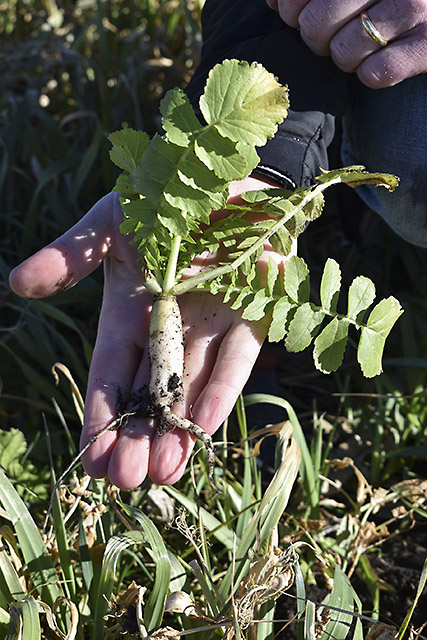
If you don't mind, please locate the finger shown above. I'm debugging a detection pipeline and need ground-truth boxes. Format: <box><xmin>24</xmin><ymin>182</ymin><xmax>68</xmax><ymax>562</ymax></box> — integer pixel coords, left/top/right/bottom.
<box><xmin>190</xmin><ymin>318</ymin><xmax>266</xmax><ymax>432</ymax></box>
<box><xmin>330</xmin><ymin>1</ymin><xmax>427</xmax><ymax>74</ymax></box>
<box><xmin>274</xmin><ymin>0</ymin><xmax>310</xmax><ymax>28</ymax></box>
<box><xmin>80</xmin><ymin>265</ymin><xmax>151</xmax><ymax>481</ymax></box>
<box><xmin>9</xmin><ymin>192</ymin><xmax>121</xmax><ymax>299</ymax></box>
<box><xmin>297</xmin><ymin>0</ymin><xmax>374</xmax><ymax>55</ymax></box>
<box><xmin>357</xmin><ymin>24</ymin><xmax>427</xmax><ymax>87</ymax></box>
<box><xmin>106</xmin><ymin>347</ymin><xmax>154</xmax><ymax>490</ymax></box>
<box><xmin>266</xmin><ymin>0</ymin><xmax>278</xmax><ymax>10</ymax></box>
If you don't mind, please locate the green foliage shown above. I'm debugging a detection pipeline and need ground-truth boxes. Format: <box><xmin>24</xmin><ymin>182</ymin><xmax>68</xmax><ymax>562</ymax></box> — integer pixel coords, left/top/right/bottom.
<box><xmin>0</xmin><ymin>429</ymin><xmax>49</xmax><ymax>500</ymax></box>
<box><xmin>110</xmin><ymin>59</ymin><xmax>289</xmax><ymax>276</ymax></box>
<box><xmin>109</xmin><ymin>58</ymin><xmax>401</xmax><ymax>378</ymax></box>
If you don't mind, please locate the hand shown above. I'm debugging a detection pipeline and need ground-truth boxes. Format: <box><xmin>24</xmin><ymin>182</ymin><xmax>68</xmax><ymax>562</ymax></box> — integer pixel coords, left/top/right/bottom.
<box><xmin>266</xmin><ymin>0</ymin><xmax>427</xmax><ymax>88</ymax></box>
<box><xmin>9</xmin><ymin>177</ymin><xmax>286</xmax><ymax>490</ymax></box>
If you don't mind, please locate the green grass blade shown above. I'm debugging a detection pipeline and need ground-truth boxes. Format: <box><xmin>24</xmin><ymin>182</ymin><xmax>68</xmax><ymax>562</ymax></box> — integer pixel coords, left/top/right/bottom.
<box><xmin>245</xmin><ymin>393</ymin><xmax>319</xmax><ymax>515</ymax></box>
<box><xmin>92</xmin><ymin>532</ymin><xmax>137</xmax><ymax>640</ymax></box>
<box><xmin>21</xmin><ymin>597</ymin><xmax>41</xmax><ymax>640</ymax></box>
<box><xmin>320</xmin><ymin>565</ymin><xmax>354</xmax><ymax>640</ymax></box>
<box><xmin>396</xmin><ymin>556</ymin><xmax>427</xmax><ymax>640</ymax></box>
<box><xmin>304</xmin><ymin>600</ymin><xmax>316</xmax><ymax>640</ymax></box>
<box><xmin>118</xmin><ymin>501</ymin><xmax>171</xmax><ymax>631</ymax></box>
<box><xmin>219</xmin><ymin>422</ymin><xmax>300</xmax><ymax>600</ymax></box>
<box><xmin>0</xmin><ymin>467</ymin><xmax>62</xmax><ymax>607</ymax></box>
<box><xmin>234</xmin><ymin>396</ymin><xmax>256</xmax><ymax>541</ymax></box>
<box><xmin>294</xmin><ymin>554</ymin><xmax>307</xmax><ymax>640</ymax></box>
<box><xmin>0</xmin><ymin>540</ymin><xmax>26</xmax><ymax>602</ymax></box>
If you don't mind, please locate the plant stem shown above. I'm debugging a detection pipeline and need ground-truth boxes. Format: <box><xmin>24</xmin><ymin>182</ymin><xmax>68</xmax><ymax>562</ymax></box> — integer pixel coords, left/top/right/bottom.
<box><xmin>171</xmin><ymin>178</ymin><xmax>341</xmax><ymax>296</ymax></box>
<box><xmin>162</xmin><ymin>234</ymin><xmax>182</xmax><ymax>293</ymax></box>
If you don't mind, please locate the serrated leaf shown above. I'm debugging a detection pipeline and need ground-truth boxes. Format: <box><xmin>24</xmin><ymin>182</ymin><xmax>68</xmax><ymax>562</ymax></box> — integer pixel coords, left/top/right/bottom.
<box><xmin>317</xmin><ymin>166</ymin><xmax>399</xmax><ymax>191</ymax></box>
<box><xmin>313</xmin><ymin>317</ymin><xmax>349</xmax><ymax>374</ymax></box>
<box><xmin>113</xmin><ymin>172</ymin><xmax>136</xmax><ymax>197</ymax></box>
<box><xmin>289</xmin><ymin>189</ymin><xmax>324</xmax><ymax>222</ymax></box>
<box><xmin>230</xmin><ymin>286</ymin><xmax>252</xmax><ymax>310</ymax></box>
<box><xmin>131</xmin><ymin>135</ymin><xmax>185</xmax><ymax>200</ymax></box>
<box><xmin>268</xmin><ymin>297</ymin><xmax>294</xmax><ymax>342</ymax></box>
<box><xmin>120</xmin><ymin>197</ymin><xmax>157</xmax><ymax>236</ymax></box>
<box><xmin>357</xmin><ymin>297</ymin><xmax>403</xmax><ymax>377</ymax></box>
<box><xmin>163</xmin><ymin>177</ymin><xmax>215</xmax><ymax>225</ymax></box>
<box><xmin>195</xmin><ymin>127</ymin><xmax>248</xmax><ymax>180</ymax></box>
<box><xmin>270</xmin><ymin>225</ymin><xmax>293</xmax><ymax>256</ymax></box>
<box><xmin>267</xmin><ymin>257</ymin><xmax>279</xmax><ymax>296</ymax></box>
<box><xmin>286</xmin><ymin>303</ymin><xmax>325</xmax><ymax>352</ymax></box>
<box><xmin>320</xmin><ymin>258</ymin><xmax>341</xmax><ymax>312</ymax></box>
<box><xmin>160</xmin><ymin>88</ymin><xmax>202</xmax><ymax>146</ymax></box>
<box><xmin>241</xmin><ymin>289</ymin><xmax>272</xmax><ymax>321</ymax></box>
<box><xmin>109</xmin><ymin>128</ymin><xmax>150</xmax><ymax>173</ymax></box>
<box><xmin>347</xmin><ymin>276</ymin><xmax>376</xmax><ymax>321</ymax></box>
<box><xmin>200</xmin><ymin>59</ymin><xmax>289</xmax><ymax>147</ymax></box>
<box><xmin>284</xmin><ymin>256</ymin><xmax>310</xmax><ymax>303</ymax></box>
<box><xmin>157</xmin><ymin>201</ymin><xmax>189</xmax><ymax>238</ymax></box>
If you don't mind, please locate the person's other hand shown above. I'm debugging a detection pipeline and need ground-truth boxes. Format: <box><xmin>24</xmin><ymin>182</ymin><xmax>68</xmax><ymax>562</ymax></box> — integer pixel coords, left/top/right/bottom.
<box><xmin>266</xmin><ymin>0</ymin><xmax>427</xmax><ymax>88</ymax></box>
<box><xmin>9</xmin><ymin>177</ymin><xmax>288</xmax><ymax>490</ymax></box>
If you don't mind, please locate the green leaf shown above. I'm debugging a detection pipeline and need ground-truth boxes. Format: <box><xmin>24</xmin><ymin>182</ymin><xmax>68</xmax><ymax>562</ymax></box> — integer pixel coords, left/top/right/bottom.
<box><xmin>0</xmin><ymin>468</ymin><xmax>62</xmax><ymax>607</ymax></box>
<box><xmin>131</xmin><ymin>134</ymin><xmax>185</xmax><ymax>200</ymax></box>
<box><xmin>160</xmin><ymin>88</ymin><xmax>202</xmax><ymax>146</ymax></box>
<box><xmin>317</xmin><ymin>165</ymin><xmax>399</xmax><ymax>191</ymax></box>
<box><xmin>357</xmin><ymin>297</ymin><xmax>403</xmax><ymax>377</ymax></box>
<box><xmin>313</xmin><ymin>317</ymin><xmax>349</xmax><ymax>374</ymax></box>
<box><xmin>109</xmin><ymin>128</ymin><xmax>150</xmax><ymax>173</ymax></box>
<box><xmin>195</xmin><ymin>127</ymin><xmax>248</xmax><ymax>180</ymax></box>
<box><xmin>118</xmin><ymin>502</ymin><xmax>171</xmax><ymax>632</ymax></box>
<box><xmin>241</xmin><ymin>289</ymin><xmax>272</xmax><ymax>321</ymax></box>
<box><xmin>347</xmin><ymin>276</ymin><xmax>376</xmax><ymax>321</ymax></box>
<box><xmin>284</xmin><ymin>256</ymin><xmax>310</xmax><ymax>303</ymax></box>
<box><xmin>285</xmin><ymin>303</ymin><xmax>325</xmax><ymax>352</ymax></box>
<box><xmin>267</xmin><ymin>256</ymin><xmax>279</xmax><ymax>296</ymax></box>
<box><xmin>320</xmin><ymin>565</ymin><xmax>354</xmax><ymax>640</ymax></box>
<box><xmin>199</xmin><ymin>59</ymin><xmax>289</xmax><ymax>147</ymax></box>
<box><xmin>270</xmin><ymin>225</ymin><xmax>293</xmax><ymax>256</ymax></box>
<box><xmin>320</xmin><ymin>258</ymin><xmax>341</xmax><ymax>313</ymax></box>
<box><xmin>21</xmin><ymin>597</ymin><xmax>41</xmax><ymax>640</ymax></box>
<box><xmin>268</xmin><ymin>298</ymin><xmax>294</xmax><ymax>342</ymax></box>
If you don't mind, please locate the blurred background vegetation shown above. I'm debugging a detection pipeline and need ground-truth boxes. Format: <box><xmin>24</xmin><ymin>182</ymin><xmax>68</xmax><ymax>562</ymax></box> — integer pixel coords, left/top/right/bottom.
<box><xmin>0</xmin><ymin>0</ymin><xmax>203</xmax><ymax>454</ymax></box>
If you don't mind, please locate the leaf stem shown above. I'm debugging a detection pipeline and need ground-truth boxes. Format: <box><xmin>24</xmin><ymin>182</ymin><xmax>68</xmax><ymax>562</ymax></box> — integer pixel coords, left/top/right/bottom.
<box><xmin>162</xmin><ymin>234</ymin><xmax>182</xmax><ymax>293</ymax></box>
<box><xmin>171</xmin><ymin>178</ymin><xmax>341</xmax><ymax>296</ymax></box>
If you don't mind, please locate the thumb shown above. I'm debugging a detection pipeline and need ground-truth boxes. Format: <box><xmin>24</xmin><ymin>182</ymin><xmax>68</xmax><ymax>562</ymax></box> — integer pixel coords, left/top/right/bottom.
<box><xmin>9</xmin><ymin>192</ymin><xmax>119</xmax><ymax>299</ymax></box>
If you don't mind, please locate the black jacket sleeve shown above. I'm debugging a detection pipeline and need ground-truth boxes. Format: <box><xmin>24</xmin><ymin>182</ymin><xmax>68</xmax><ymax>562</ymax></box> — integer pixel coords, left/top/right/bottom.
<box><xmin>185</xmin><ymin>0</ymin><xmax>349</xmax><ymax>188</ymax></box>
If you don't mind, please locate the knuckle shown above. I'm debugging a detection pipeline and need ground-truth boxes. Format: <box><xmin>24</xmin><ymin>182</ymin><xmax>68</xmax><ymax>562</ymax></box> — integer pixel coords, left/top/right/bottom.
<box><xmin>330</xmin><ymin>37</ymin><xmax>357</xmax><ymax>70</ymax></box>
<box><xmin>298</xmin><ymin>5</ymin><xmax>322</xmax><ymax>40</ymax></box>
<box><xmin>358</xmin><ymin>56</ymin><xmax>398</xmax><ymax>88</ymax></box>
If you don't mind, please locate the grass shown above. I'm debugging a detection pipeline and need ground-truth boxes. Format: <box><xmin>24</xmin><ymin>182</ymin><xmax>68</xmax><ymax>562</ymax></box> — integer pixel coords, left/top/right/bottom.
<box><xmin>1</xmin><ymin>1</ymin><xmax>427</xmax><ymax>638</ymax></box>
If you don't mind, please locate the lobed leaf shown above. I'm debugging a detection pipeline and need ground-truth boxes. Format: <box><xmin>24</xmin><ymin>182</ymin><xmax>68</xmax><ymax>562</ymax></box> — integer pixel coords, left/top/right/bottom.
<box><xmin>313</xmin><ymin>317</ymin><xmax>349</xmax><ymax>374</ymax></box>
<box><xmin>284</xmin><ymin>256</ymin><xmax>310</xmax><ymax>303</ymax></box>
<box><xmin>347</xmin><ymin>276</ymin><xmax>376</xmax><ymax>321</ymax></box>
<box><xmin>160</xmin><ymin>88</ymin><xmax>202</xmax><ymax>146</ymax></box>
<box><xmin>320</xmin><ymin>258</ymin><xmax>341</xmax><ymax>313</ymax></box>
<box><xmin>357</xmin><ymin>297</ymin><xmax>403</xmax><ymax>377</ymax></box>
<box><xmin>286</xmin><ymin>303</ymin><xmax>325</xmax><ymax>352</ymax></box>
<box><xmin>268</xmin><ymin>298</ymin><xmax>294</xmax><ymax>342</ymax></box>
<box><xmin>109</xmin><ymin>128</ymin><xmax>149</xmax><ymax>173</ymax></box>
<box><xmin>199</xmin><ymin>59</ymin><xmax>289</xmax><ymax>147</ymax></box>
<box><xmin>241</xmin><ymin>289</ymin><xmax>272</xmax><ymax>321</ymax></box>
<box><xmin>316</xmin><ymin>165</ymin><xmax>399</xmax><ymax>191</ymax></box>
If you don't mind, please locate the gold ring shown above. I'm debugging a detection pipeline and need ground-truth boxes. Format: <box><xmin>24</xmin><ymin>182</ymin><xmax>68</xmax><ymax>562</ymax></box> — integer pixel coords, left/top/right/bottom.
<box><xmin>359</xmin><ymin>11</ymin><xmax>388</xmax><ymax>47</ymax></box>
